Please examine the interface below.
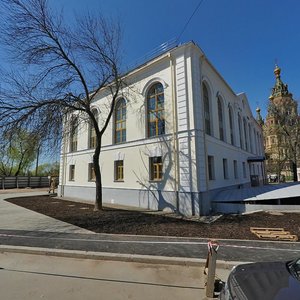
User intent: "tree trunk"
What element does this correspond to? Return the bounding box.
[93,141,102,210]
[292,161,298,182]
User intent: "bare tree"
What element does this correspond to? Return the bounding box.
[0,0,123,209]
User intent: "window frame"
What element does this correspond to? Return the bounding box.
[203,84,211,135]
[69,165,75,181]
[149,156,163,181]
[114,160,124,182]
[147,83,165,138]
[114,98,126,144]
[88,109,98,149]
[217,96,224,141]
[233,160,238,179]
[243,118,248,151]
[242,162,247,178]
[69,116,78,152]
[228,105,234,145]
[223,158,229,179]
[238,113,243,149]
[88,163,96,182]
[208,155,215,180]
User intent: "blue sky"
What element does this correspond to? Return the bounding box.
[48,0,300,118]
[1,0,300,165]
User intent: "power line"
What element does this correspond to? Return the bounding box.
[177,0,205,42]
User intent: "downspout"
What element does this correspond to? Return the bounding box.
[169,53,180,213]
[200,56,209,193]
[60,122,67,197]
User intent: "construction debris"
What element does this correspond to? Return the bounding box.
[250,227,298,242]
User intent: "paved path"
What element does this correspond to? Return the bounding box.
[1,189,300,263]
[0,190,93,234]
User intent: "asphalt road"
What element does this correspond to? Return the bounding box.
[0,251,204,300]
[1,229,300,263]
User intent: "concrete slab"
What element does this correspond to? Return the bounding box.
[213,182,300,202]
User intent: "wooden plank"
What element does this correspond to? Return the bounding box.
[253,231,291,235]
[256,234,298,241]
[250,227,298,241]
[250,227,284,232]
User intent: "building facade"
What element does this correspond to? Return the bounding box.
[58,42,265,216]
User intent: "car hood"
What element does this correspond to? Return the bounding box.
[228,261,300,300]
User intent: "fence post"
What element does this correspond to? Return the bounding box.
[205,240,219,298]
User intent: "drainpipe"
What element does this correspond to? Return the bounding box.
[169,53,180,213]
[200,57,209,193]
[60,121,67,197]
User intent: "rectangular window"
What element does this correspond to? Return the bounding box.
[69,165,75,181]
[208,156,215,180]
[150,156,163,181]
[242,162,247,178]
[233,160,238,179]
[115,160,124,181]
[223,158,228,179]
[88,163,96,182]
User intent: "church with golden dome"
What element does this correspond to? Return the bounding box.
[262,65,299,181]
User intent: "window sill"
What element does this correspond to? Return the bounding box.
[114,141,127,145]
[114,180,124,182]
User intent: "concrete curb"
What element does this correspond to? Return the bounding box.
[0,245,242,269]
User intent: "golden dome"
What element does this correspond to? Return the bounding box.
[274,64,281,77]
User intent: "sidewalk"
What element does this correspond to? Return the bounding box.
[0,189,93,234]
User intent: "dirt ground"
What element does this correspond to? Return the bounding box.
[5,195,300,241]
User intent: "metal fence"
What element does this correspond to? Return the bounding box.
[0,176,51,189]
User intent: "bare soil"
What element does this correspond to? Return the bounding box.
[5,195,300,241]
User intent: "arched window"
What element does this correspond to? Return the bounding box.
[228,105,234,145]
[203,84,211,135]
[243,118,248,151]
[248,123,253,153]
[70,116,78,152]
[217,96,224,141]
[238,113,243,149]
[115,98,126,144]
[147,83,165,137]
[89,109,98,149]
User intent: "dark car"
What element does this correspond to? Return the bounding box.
[220,258,300,300]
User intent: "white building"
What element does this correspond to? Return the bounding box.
[58,41,265,216]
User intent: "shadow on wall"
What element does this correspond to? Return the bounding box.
[134,134,199,216]
[134,138,177,213]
